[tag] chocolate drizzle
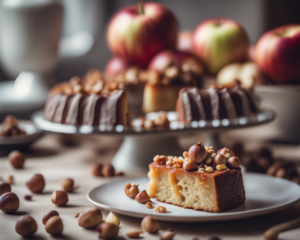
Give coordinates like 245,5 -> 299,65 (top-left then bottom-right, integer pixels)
176,85 -> 258,123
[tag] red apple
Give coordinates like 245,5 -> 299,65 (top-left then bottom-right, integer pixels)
104,56 -> 133,78
177,30 -> 194,52
192,18 -> 249,75
148,49 -> 202,73
107,2 -> 178,68
255,24 -> 300,83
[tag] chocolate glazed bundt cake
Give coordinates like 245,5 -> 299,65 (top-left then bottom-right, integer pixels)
176,85 -> 257,123
44,69 -> 131,127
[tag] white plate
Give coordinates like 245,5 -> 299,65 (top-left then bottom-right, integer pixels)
87,173 -> 300,222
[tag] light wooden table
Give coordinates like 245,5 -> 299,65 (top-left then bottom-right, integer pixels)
0,132 -> 300,240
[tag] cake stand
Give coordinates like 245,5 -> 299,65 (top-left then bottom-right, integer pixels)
32,110 -> 275,171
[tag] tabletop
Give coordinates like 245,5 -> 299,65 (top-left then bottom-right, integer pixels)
0,130 -> 300,240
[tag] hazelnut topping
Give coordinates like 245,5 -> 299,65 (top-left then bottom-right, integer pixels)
183,158 -> 198,171
188,142 -> 207,163
213,154 -> 227,165
227,156 -> 241,169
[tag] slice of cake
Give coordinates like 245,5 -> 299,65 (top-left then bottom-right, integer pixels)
44,69 -> 131,127
176,85 -> 257,123
147,143 -> 245,212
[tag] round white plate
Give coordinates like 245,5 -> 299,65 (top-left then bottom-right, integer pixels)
87,173 -> 300,222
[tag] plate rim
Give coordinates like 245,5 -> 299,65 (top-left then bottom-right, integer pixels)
87,173 -> 300,222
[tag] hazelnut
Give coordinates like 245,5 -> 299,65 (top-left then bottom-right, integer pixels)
96,222 -> 119,239
227,156 -> 241,169
183,151 -> 189,158
105,211 -> 120,226
26,174 -> 45,193
15,215 -> 37,237
61,178 -> 76,192
154,205 -> 166,213
160,231 -> 175,240
275,168 -> 287,178
205,155 -> 213,164
45,216 -> 63,236
91,163 -> 103,176
124,183 -> 139,198
42,210 -> 59,225
145,201 -> 154,209
0,181 -> 11,196
154,112 -> 170,128
188,142 -> 207,163
126,230 -> 144,238
101,164 -> 115,177
8,150 -> 25,169
213,154 -> 227,165
135,190 -> 150,204
217,147 -> 235,158
51,190 -> 68,206
78,207 -> 103,228
141,216 -> 160,233
183,158 -> 198,171
205,167 -> 214,173
0,192 -> 19,213
216,164 -> 227,171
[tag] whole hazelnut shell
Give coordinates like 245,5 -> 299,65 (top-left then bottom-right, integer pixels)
0,181 -> 11,196
227,156 -> 241,169
124,183 -> 139,199
188,142 -> 207,163
42,210 -> 60,225
101,164 -> 115,177
91,163 -> 103,176
78,207 -> 103,229
8,150 -> 25,169
26,174 -> 45,193
15,215 -> 37,237
213,154 -> 227,165
51,191 -> 68,206
183,158 -> 198,171
135,190 -> 150,204
61,178 -> 74,192
96,222 -> 119,239
141,215 -> 160,233
0,192 -> 19,213
45,216 -> 63,236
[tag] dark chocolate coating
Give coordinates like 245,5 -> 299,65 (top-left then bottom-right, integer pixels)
176,85 -> 257,122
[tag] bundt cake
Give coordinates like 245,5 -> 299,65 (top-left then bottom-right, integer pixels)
142,50 -> 204,113
147,143 -> 245,212
44,69 -> 131,127
176,85 -> 257,123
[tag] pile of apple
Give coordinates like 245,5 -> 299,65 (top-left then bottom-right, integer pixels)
106,1 -> 300,85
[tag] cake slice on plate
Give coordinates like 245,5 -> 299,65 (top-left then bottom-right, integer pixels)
147,142 -> 245,212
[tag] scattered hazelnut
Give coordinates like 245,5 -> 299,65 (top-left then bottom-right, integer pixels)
61,178 -> 77,192
8,150 -> 25,169
145,201 -> 154,209
125,183 -> 139,198
126,230 -> 144,238
91,163 -> 103,176
183,158 -> 198,171
101,164 -> 115,177
105,211 -> 120,226
227,156 -> 241,169
51,190 -> 68,206
7,175 -> 14,184
218,147 -> 235,158
216,164 -> 227,171
96,222 -> 119,239
45,216 -> 63,236
135,190 -> 150,204
154,205 -> 166,213
24,194 -> 32,201
141,216 -> 160,233
160,231 -> 175,240
15,215 -> 37,237
213,154 -> 227,165
188,142 -> 207,163
78,207 -> 103,228
0,192 -> 19,213
74,213 -> 80,218
0,181 -> 11,196
183,151 -> 189,158
26,174 -> 45,193
275,168 -> 287,178
42,210 -> 60,225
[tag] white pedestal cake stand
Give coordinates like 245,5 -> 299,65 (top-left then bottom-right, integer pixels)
32,110 -> 275,171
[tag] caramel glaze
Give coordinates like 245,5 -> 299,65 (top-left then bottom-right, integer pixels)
176,85 -> 257,123
44,90 -> 128,126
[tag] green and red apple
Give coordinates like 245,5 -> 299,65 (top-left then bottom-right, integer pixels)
255,24 -> 300,84
192,18 -> 249,75
107,2 -> 178,68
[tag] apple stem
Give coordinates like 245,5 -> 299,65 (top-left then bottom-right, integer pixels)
138,1 -> 144,15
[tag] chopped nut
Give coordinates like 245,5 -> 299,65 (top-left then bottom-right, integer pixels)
7,175 -> 14,184
211,153 -> 216,158
154,155 -> 168,165
126,230 -> 144,238
145,202 -> 154,209
207,149 -> 214,154
224,152 -> 231,159
216,164 -> 227,171
160,231 -> 175,240
173,157 -> 183,165
105,211 -> 120,226
141,216 -> 160,233
166,160 -> 173,166
154,205 -> 166,213
205,167 -> 214,173
198,168 -> 205,172
205,155 -> 213,164
183,151 -> 189,158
